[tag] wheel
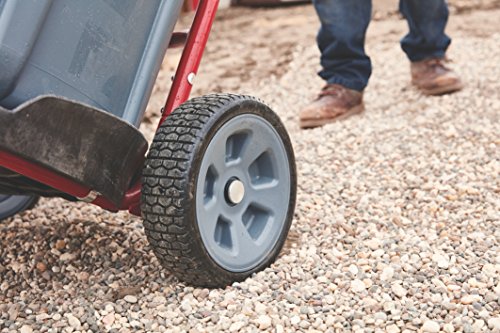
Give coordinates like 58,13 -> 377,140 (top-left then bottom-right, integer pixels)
0,194 -> 39,221
142,94 -> 296,287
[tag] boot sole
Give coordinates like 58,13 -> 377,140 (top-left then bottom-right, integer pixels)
300,104 -> 365,129
419,82 -> 464,96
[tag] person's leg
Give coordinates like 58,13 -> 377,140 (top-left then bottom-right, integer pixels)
400,0 -> 463,95
300,0 -> 372,129
399,0 -> 451,61
313,0 -> 372,92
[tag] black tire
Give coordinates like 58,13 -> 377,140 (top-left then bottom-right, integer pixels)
0,195 -> 39,221
141,94 -> 296,287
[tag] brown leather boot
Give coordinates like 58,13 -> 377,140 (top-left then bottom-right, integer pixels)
411,58 -> 463,95
299,84 -> 364,129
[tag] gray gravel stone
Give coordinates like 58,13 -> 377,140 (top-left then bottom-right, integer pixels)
19,325 -> 33,333
488,318 -> 500,331
422,320 -> 441,333
124,295 -> 138,304
66,314 -> 81,330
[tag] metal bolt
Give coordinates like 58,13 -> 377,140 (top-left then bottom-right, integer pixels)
187,72 -> 196,85
226,179 -> 245,205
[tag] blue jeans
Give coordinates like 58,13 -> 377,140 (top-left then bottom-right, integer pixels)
313,0 -> 451,91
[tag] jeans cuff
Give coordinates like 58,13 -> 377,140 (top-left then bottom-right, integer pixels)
408,50 -> 447,63
325,76 -> 366,92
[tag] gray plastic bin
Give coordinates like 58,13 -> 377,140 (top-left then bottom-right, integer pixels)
0,0 -> 183,126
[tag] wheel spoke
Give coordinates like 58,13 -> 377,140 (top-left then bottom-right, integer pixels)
204,199 -> 221,224
242,131 -> 274,171
233,216 -> 258,255
200,199 -> 221,235
225,130 -> 251,166
194,111 -> 293,273
208,134 -> 229,175
248,181 -> 284,213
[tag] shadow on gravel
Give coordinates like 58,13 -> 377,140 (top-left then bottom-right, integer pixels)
280,229 -> 301,257
0,217 -> 168,301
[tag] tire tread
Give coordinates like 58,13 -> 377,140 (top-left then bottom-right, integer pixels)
141,94 -> 294,287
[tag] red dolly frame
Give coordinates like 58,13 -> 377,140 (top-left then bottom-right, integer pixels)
186,0 -> 201,11
0,0 -> 219,217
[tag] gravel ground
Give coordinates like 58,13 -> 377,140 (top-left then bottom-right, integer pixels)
1,3 -> 499,333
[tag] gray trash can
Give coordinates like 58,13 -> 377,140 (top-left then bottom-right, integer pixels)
0,0 -> 183,126
0,0 -> 183,219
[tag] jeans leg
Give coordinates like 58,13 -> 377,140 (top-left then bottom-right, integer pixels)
312,0 -> 372,92
399,0 -> 451,62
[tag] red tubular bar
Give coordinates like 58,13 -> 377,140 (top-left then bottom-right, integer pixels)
160,0 -> 219,123
0,0 -> 219,217
120,181 -> 142,216
118,0 -> 219,215
0,150 -> 119,212
188,0 -> 201,11
104,0 -> 219,215
0,151 -> 89,198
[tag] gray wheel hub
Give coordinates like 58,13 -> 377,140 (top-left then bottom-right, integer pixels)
196,114 -> 291,272
225,178 -> 245,205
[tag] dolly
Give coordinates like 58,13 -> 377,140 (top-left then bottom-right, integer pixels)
0,0 -> 296,287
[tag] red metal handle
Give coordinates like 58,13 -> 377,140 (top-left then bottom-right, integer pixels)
159,0 -> 220,125
188,0 -> 200,11
122,0 -> 220,215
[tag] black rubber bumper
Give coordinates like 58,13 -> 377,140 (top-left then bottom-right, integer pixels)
0,96 -> 148,206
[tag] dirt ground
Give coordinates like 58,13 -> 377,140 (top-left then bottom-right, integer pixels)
143,0 -> 500,136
